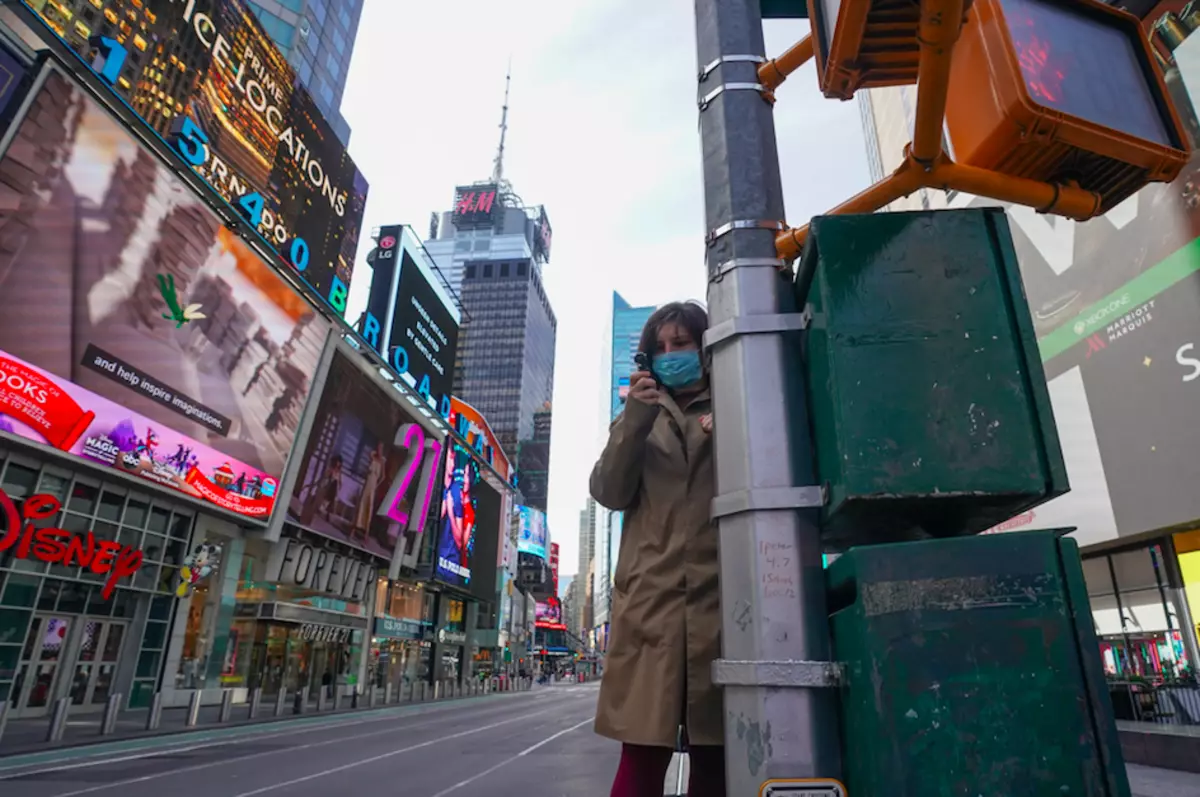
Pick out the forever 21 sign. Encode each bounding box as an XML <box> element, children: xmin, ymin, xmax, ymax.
<box><xmin>266</xmin><ymin>536</ymin><xmax>376</xmax><ymax>603</ymax></box>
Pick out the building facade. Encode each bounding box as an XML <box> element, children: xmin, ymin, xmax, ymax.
<box><xmin>245</xmin><ymin>0</ymin><xmax>363</xmax><ymax>145</ymax></box>
<box><xmin>857</xmin><ymin>23</ymin><xmax>1200</xmax><ymax>686</ymax></box>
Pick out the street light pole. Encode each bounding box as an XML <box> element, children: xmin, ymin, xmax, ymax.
<box><xmin>694</xmin><ymin>0</ymin><xmax>842</xmax><ymax>792</ymax></box>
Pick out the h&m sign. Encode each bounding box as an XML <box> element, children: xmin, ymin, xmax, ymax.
<box><xmin>266</xmin><ymin>536</ymin><xmax>377</xmax><ymax>603</ymax></box>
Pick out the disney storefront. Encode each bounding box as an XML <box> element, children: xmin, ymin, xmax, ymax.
<box><xmin>0</xmin><ymin>448</ymin><xmax>196</xmax><ymax>717</ymax></box>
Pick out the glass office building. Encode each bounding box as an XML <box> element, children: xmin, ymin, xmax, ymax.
<box><xmin>610</xmin><ymin>293</ymin><xmax>656</xmax><ymax>420</ymax></box>
<box><xmin>245</xmin><ymin>0</ymin><xmax>363</xmax><ymax>145</ymax></box>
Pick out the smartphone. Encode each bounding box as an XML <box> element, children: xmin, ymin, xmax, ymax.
<box><xmin>634</xmin><ymin>352</ymin><xmax>663</xmax><ymax>388</ymax></box>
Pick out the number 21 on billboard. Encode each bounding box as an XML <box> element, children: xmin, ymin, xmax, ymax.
<box><xmin>377</xmin><ymin>423</ymin><xmax>444</xmax><ymax>537</ymax></box>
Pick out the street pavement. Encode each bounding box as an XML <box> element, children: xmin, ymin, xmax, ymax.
<box><xmin>0</xmin><ymin>683</ymin><xmax>1195</xmax><ymax>796</ymax></box>
<box><xmin>0</xmin><ymin>684</ymin><xmax>616</xmax><ymax>797</ymax></box>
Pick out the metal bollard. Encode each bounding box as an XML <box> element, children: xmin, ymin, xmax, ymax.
<box><xmin>147</xmin><ymin>691</ymin><xmax>163</xmax><ymax>730</ymax></box>
<box><xmin>369</xmin><ymin>687</ymin><xmax>377</xmax><ymax>707</ymax></box>
<box><xmin>249</xmin><ymin>687</ymin><xmax>262</xmax><ymax>720</ymax></box>
<box><xmin>186</xmin><ymin>690</ymin><xmax>202</xmax><ymax>727</ymax></box>
<box><xmin>384</xmin><ymin>683</ymin><xmax>393</xmax><ymax>705</ymax></box>
<box><xmin>419</xmin><ymin>681</ymin><xmax>428</xmax><ymax>702</ymax></box>
<box><xmin>334</xmin><ymin>688</ymin><xmax>343</xmax><ymax>711</ymax></box>
<box><xmin>46</xmin><ymin>697</ymin><xmax>70</xmax><ymax>742</ymax></box>
<box><xmin>317</xmin><ymin>686</ymin><xmax>328</xmax><ymax>712</ymax></box>
<box><xmin>275</xmin><ymin>689</ymin><xmax>287</xmax><ymax>717</ymax></box>
<box><xmin>294</xmin><ymin>686</ymin><xmax>309</xmax><ymax>715</ymax></box>
<box><xmin>100</xmin><ymin>693</ymin><xmax>121</xmax><ymax>735</ymax></box>
<box><xmin>219</xmin><ymin>690</ymin><xmax>234</xmax><ymax>723</ymax></box>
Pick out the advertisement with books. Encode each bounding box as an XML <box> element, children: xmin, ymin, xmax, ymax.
<box><xmin>285</xmin><ymin>347</ymin><xmax>445</xmax><ymax>562</ymax></box>
<box><xmin>0</xmin><ymin>66</ymin><xmax>330</xmax><ymax>519</ymax></box>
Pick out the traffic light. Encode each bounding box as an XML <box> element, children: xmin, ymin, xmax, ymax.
<box><xmin>807</xmin><ymin>0</ymin><xmax>963</xmax><ymax>99</ymax></box>
<box><xmin>944</xmin><ymin>0</ymin><xmax>1189</xmax><ymax>212</ymax></box>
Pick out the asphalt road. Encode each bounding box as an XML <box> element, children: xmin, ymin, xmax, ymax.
<box><xmin>0</xmin><ymin>685</ymin><xmax>617</xmax><ymax>797</ymax></box>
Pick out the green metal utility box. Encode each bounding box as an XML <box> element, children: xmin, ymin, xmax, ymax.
<box><xmin>795</xmin><ymin>208</ymin><xmax>1067</xmax><ymax>548</ymax></box>
<box><xmin>827</xmin><ymin>531</ymin><xmax>1131</xmax><ymax>797</ymax></box>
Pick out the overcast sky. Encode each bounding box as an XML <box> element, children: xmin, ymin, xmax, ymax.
<box><xmin>340</xmin><ymin>0</ymin><xmax>872</xmax><ymax>576</ymax></box>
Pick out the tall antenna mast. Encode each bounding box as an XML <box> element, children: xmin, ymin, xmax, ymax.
<box><xmin>492</xmin><ymin>59</ymin><xmax>512</xmax><ymax>185</ymax></box>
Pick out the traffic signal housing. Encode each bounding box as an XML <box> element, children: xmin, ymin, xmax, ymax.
<box><xmin>944</xmin><ymin>0</ymin><xmax>1189</xmax><ymax>212</ymax></box>
<box><xmin>808</xmin><ymin>0</ymin><xmax>961</xmax><ymax>99</ymax></box>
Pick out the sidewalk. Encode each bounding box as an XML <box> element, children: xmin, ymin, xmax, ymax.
<box><xmin>1128</xmin><ymin>763</ymin><xmax>1200</xmax><ymax>797</ymax></box>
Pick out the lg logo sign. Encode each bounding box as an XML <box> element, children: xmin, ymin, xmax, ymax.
<box><xmin>378</xmin><ymin>235</ymin><xmax>397</xmax><ymax>259</ymax></box>
<box><xmin>1178</xmin><ymin>343</ymin><xmax>1200</xmax><ymax>383</ymax></box>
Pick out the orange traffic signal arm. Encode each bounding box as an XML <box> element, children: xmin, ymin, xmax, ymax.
<box><xmin>776</xmin><ymin>151</ymin><xmax>1103</xmax><ymax>259</ymax></box>
<box><xmin>758</xmin><ymin>34</ymin><xmax>815</xmax><ymax>92</ymax></box>
<box><xmin>911</xmin><ymin>0</ymin><xmax>964</xmax><ymax>164</ymax></box>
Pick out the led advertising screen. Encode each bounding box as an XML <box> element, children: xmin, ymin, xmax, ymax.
<box><xmin>959</xmin><ymin>0</ymin><xmax>1200</xmax><ymax>542</ymax></box>
<box><xmin>0</xmin><ymin>67</ymin><xmax>330</xmax><ymax>519</ymax></box>
<box><xmin>451</xmin><ymin>184</ymin><xmax>498</xmax><ymax>229</ymax></box>
<box><xmin>467</xmin><ymin>472</ymin><xmax>502</xmax><ymax>602</ymax></box>
<box><xmin>436</xmin><ymin>444</ymin><xmax>481</xmax><ymax>588</ymax></box>
<box><xmin>285</xmin><ymin>350</ymin><xmax>444</xmax><ymax>560</ymax></box>
<box><xmin>534</xmin><ymin>206</ymin><xmax>553</xmax><ymax>263</ymax></box>
<box><xmin>21</xmin><ymin>0</ymin><xmax>369</xmax><ymax>310</ymax></box>
<box><xmin>389</xmin><ymin>248</ymin><xmax>459</xmax><ymax>412</ymax></box>
<box><xmin>535</xmin><ymin>596</ymin><xmax>565</xmax><ymax>629</ymax></box>
<box><xmin>517</xmin><ymin>505</ymin><xmax>548</xmax><ymax>560</ymax></box>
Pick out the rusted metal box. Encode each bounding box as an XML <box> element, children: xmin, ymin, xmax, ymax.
<box><xmin>795</xmin><ymin>208</ymin><xmax>1068</xmax><ymax>549</ymax></box>
<box><xmin>827</xmin><ymin>531</ymin><xmax>1131</xmax><ymax>797</ymax></box>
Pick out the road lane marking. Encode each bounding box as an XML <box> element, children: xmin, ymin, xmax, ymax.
<box><xmin>1</xmin><ymin>691</ymin><xmax>576</xmax><ymax>786</ymax></box>
<box><xmin>228</xmin><ymin>703</ymin><xmax>575</xmax><ymax>797</ymax></box>
<box><xmin>428</xmin><ymin>716</ymin><xmax>594</xmax><ymax>797</ymax></box>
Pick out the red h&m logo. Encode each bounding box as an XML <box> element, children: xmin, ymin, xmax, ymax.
<box><xmin>0</xmin><ymin>488</ymin><xmax>144</xmax><ymax>599</ymax></box>
<box><xmin>455</xmin><ymin>190</ymin><xmax>496</xmax><ymax>216</ymax></box>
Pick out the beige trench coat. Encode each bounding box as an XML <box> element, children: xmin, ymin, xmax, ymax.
<box><xmin>590</xmin><ymin>388</ymin><xmax>722</xmax><ymax>748</ymax></box>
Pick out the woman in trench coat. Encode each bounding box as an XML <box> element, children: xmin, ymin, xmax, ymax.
<box><xmin>590</xmin><ymin>301</ymin><xmax>725</xmax><ymax>797</ymax></box>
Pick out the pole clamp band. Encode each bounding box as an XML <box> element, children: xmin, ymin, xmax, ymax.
<box><xmin>705</xmin><ymin>219</ymin><xmax>785</xmax><ymax>246</ymax></box>
<box><xmin>708</xmin><ymin>256</ymin><xmax>786</xmax><ymax>284</ymax></box>
<box><xmin>698</xmin><ymin>82</ymin><xmax>774</xmax><ymax>111</ymax></box>
<box><xmin>712</xmin><ymin>659</ymin><xmax>845</xmax><ymax>689</ymax></box>
<box><xmin>703</xmin><ymin>312</ymin><xmax>809</xmax><ymax>352</ymax></box>
<box><xmin>711</xmin><ymin>486</ymin><xmax>827</xmax><ymax>521</ymax></box>
<box><xmin>698</xmin><ymin>54</ymin><xmax>768</xmax><ymax>81</ymax></box>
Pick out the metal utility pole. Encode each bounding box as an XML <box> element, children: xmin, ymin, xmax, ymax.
<box><xmin>694</xmin><ymin>0</ymin><xmax>842</xmax><ymax>793</ymax></box>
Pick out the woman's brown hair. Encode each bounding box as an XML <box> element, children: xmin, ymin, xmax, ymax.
<box><xmin>637</xmin><ymin>301</ymin><xmax>709</xmax><ymax>359</ymax></box>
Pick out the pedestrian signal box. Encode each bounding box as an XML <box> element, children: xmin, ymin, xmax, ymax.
<box><xmin>807</xmin><ymin>0</ymin><xmax>934</xmax><ymax>100</ymax></box>
<box><xmin>945</xmin><ymin>0</ymin><xmax>1189</xmax><ymax>212</ymax></box>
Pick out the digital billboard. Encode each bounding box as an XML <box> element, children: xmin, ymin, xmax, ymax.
<box><xmin>966</xmin><ymin>0</ymin><xmax>1200</xmax><ymax>542</ymax></box>
<box><xmin>20</xmin><ymin>0</ymin><xmax>369</xmax><ymax>312</ymax></box>
<box><xmin>517</xmin><ymin>505</ymin><xmax>548</xmax><ymax>560</ymax></box>
<box><xmin>435</xmin><ymin>444</ymin><xmax>481</xmax><ymax>588</ymax></box>
<box><xmin>467</xmin><ymin>468</ymin><xmax>502</xmax><ymax>602</ymax></box>
<box><xmin>447</xmin><ymin>397</ymin><xmax>510</xmax><ymax>482</ymax></box>
<box><xmin>534</xmin><ymin>206</ymin><xmax>553</xmax><ymax>263</ymax></box>
<box><xmin>451</xmin><ymin>184</ymin><xmax>498</xmax><ymax>229</ymax></box>
<box><xmin>358</xmin><ymin>228</ymin><xmax>460</xmax><ymax>415</ymax></box>
<box><xmin>390</xmin><ymin>248</ymin><xmax>459</xmax><ymax>412</ymax></box>
<box><xmin>0</xmin><ymin>66</ymin><xmax>331</xmax><ymax>519</ymax></box>
<box><xmin>549</xmin><ymin>541</ymin><xmax>560</xmax><ymax>596</ymax></box>
<box><xmin>285</xmin><ymin>349</ymin><xmax>445</xmax><ymax>561</ymax></box>
<box><xmin>535</xmin><ymin>596</ymin><xmax>565</xmax><ymax>629</ymax></box>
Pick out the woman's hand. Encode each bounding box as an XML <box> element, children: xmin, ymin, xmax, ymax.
<box><xmin>628</xmin><ymin>371</ymin><xmax>661</xmax><ymax>405</ymax></box>
<box><xmin>699</xmin><ymin>413</ymin><xmax>712</xmax><ymax>434</ymax></box>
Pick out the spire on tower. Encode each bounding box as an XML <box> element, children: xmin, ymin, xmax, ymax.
<box><xmin>492</xmin><ymin>59</ymin><xmax>512</xmax><ymax>186</ymax></box>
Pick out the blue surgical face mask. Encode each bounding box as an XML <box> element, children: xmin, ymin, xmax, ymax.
<box><xmin>653</xmin><ymin>350</ymin><xmax>703</xmax><ymax>389</ymax></box>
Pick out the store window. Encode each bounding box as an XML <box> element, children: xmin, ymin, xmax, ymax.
<box><xmin>1084</xmin><ymin>545</ymin><xmax>1191</xmax><ymax>680</ymax></box>
<box><xmin>0</xmin><ymin>453</ymin><xmax>190</xmax><ymax>711</ymax></box>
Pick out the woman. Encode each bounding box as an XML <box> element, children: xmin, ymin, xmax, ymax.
<box><xmin>590</xmin><ymin>301</ymin><xmax>724</xmax><ymax>797</ymax></box>
<box><xmin>352</xmin><ymin>442</ymin><xmax>386</xmax><ymax>541</ymax></box>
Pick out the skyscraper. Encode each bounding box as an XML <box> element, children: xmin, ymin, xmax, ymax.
<box><xmin>245</xmin><ymin>0</ymin><xmax>363</xmax><ymax>145</ymax></box>
<box><xmin>592</xmin><ymin>293</ymin><xmax>656</xmax><ymax>646</ymax></box>
<box><xmin>425</xmin><ymin>71</ymin><xmax>557</xmax><ymax>509</ymax></box>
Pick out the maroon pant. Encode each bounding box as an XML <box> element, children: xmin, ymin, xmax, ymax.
<box><xmin>610</xmin><ymin>743</ymin><xmax>726</xmax><ymax>797</ymax></box>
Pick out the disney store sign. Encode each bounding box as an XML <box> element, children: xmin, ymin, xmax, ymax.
<box><xmin>0</xmin><ymin>488</ymin><xmax>143</xmax><ymax>599</ymax></box>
